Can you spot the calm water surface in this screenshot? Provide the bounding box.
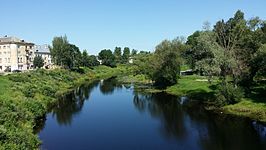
[38,77,266,150]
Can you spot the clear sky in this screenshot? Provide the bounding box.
[1,0,266,54]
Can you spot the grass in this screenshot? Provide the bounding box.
[166,75,217,100]
[223,98,266,122]
[0,65,129,150]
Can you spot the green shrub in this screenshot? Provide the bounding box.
[215,82,244,106]
[8,74,30,83]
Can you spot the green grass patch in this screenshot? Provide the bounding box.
[223,98,266,122]
[166,75,217,100]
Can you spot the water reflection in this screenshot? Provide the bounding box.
[133,92,266,150]
[39,77,266,150]
[51,81,99,126]
[99,77,123,95]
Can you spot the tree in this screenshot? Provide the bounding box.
[33,55,44,68]
[49,35,82,69]
[152,38,183,88]
[88,55,100,67]
[98,49,116,67]
[252,44,266,81]
[194,31,224,83]
[131,49,138,56]
[214,10,247,85]
[49,35,69,66]
[113,47,122,63]
[68,44,82,68]
[81,50,90,67]
[122,47,130,63]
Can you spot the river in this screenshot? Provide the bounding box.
[38,77,266,150]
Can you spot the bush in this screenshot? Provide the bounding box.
[215,82,244,106]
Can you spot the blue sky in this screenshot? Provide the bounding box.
[1,0,266,54]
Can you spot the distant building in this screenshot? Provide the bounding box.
[34,44,53,69]
[0,36,34,72]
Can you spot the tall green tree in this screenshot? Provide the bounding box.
[214,10,247,85]
[98,49,116,67]
[113,47,122,63]
[131,49,138,56]
[122,47,130,63]
[49,36,82,69]
[49,35,69,66]
[81,50,90,67]
[152,38,183,88]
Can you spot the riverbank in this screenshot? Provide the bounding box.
[0,65,130,149]
[121,74,266,123]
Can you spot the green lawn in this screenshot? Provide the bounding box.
[165,75,266,123]
[224,98,266,122]
[166,75,217,100]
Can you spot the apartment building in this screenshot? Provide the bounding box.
[0,36,35,72]
[34,44,53,69]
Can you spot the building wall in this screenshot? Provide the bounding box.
[0,43,34,72]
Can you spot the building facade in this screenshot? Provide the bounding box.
[0,36,35,72]
[34,44,53,69]
[0,36,53,72]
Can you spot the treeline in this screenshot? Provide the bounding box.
[49,36,145,69]
[49,36,99,69]
[133,10,266,105]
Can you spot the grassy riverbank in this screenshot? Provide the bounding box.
[166,76,266,123]
[0,65,130,150]
[122,74,266,123]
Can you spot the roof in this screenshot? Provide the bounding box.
[34,44,50,53]
[0,36,34,45]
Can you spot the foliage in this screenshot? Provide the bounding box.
[81,50,99,68]
[152,38,184,88]
[122,47,130,63]
[252,44,266,81]
[113,47,122,63]
[98,49,116,67]
[88,55,100,67]
[215,82,244,106]
[49,36,82,69]
[33,56,44,68]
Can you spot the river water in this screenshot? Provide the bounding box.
[38,77,266,150]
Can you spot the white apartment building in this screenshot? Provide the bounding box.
[0,36,35,72]
[34,44,53,69]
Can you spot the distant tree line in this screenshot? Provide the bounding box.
[49,35,99,69]
[98,47,139,67]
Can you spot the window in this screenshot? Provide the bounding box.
[3,46,6,49]
[18,51,21,54]
[18,45,20,48]
[0,58,2,63]
[0,46,1,49]
[8,58,10,63]
[7,51,10,54]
